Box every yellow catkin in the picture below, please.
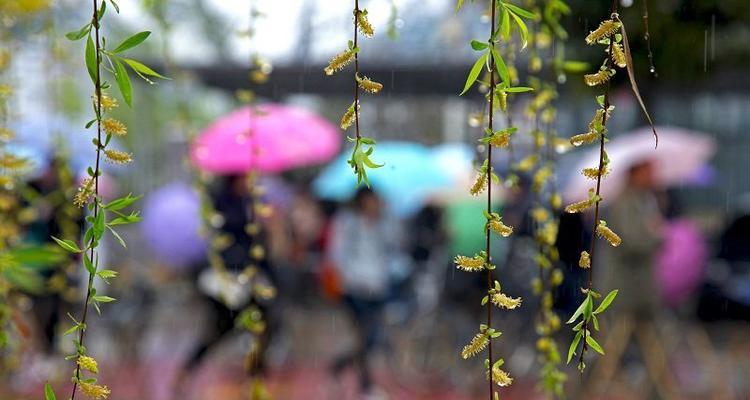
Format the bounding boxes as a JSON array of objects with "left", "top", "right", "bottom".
[
  {"left": 488, "top": 133, "right": 510, "bottom": 148},
  {"left": 454, "top": 254, "right": 486, "bottom": 272},
  {"left": 584, "top": 69, "right": 613, "bottom": 87},
  {"left": 0, "top": 84, "right": 12, "bottom": 98},
  {"left": 489, "top": 218, "right": 513, "bottom": 238},
  {"left": 611, "top": 42, "right": 627, "bottom": 68},
  {"left": 96, "top": 94, "right": 118, "bottom": 111},
  {"left": 565, "top": 198, "right": 595, "bottom": 214},
  {"left": 470, "top": 172, "right": 488, "bottom": 196},
  {"left": 101, "top": 118, "right": 127, "bottom": 136},
  {"left": 79, "top": 382, "right": 111, "bottom": 400},
  {"left": 357, "top": 75, "right": 383, "bottom": 94},
  {"left": 570, "top": 131, "right": 599, "bottom": 147},
  {"left": 596, "top": 222, "right": 622, "bottom": 247},
  {"left": 77, "top": 355, "right": 99, "bottom": 374},
  {"left": 578, "top": 251, "right": 591, "bottom": 269},
  {"left": 491, "top": 364, "right": 513, "bottom": 386},
  {"left": 355, "top": 9, "right": 374, "bottom": 37},
  {"left": 582, "top": 165, "right": 609, "bottom": 180},
  {"left": 339, "top": 101, "right": 359, "bottom": 130},
  {"left": 491, "top": 292, "right": 522, "bottom": 309},
  {"left": 74, "top": 177, "right": 95, "bottom": 208},
  {"left": 104, "top": 149, "right": 133, "bottom": 164},
  {"left": 324, "top": 48, "right": 356, "bottom": 76},
  {"left": 461, "top": 332, "right": 489, "bottom": 359},
  {"left": 585, "top": 19, "right": 621, "bottom": 45}
]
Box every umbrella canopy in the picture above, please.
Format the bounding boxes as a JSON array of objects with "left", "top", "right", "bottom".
[
  {"left": 313, "top": 142, "right": 473, "bottom": 216},
  {"left": 191, "top": 103, "right": 341, "bottom": 174},
  {"left": 563, "top": 126, "right": 716, "bottom": 202},
  {"left": 9, "top": 116, "right": 122, "bottom": 177},
  {"left": 141, "top": 183, "right": 207, "bottom": 270}
]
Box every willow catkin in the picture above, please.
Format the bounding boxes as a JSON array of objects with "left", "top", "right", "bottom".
[
  {"left": 578, "top": 251, "right": 591, "bottom": 269},
  {"left": 585, "top": 19, "right": 621, "bottom": 45},
  {"left": 461, "top": 332, "right": 490, "bottom": 359},
  {"left": 339, "top": 100, "right": 359, "bottom": 130},
  {"left": 491, "top": 292, "right": 522, "bottom": 309},
  {"left": 611, "top": 42, "right": 627, "bottom": 68},
  {"left": 596, "top": 221, "right": 622, "bottom": 247},
  {"left": 324, "top": 48, "right": 356, "bottom": 76},
  {"left": 584, "top": 69, "right": 614, "bottom": 87},
  {"left": 454, "top": 254, "right": 486, "bottom": 272}
]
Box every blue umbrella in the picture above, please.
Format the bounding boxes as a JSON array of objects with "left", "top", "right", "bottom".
[
  {"left": 10, "top": 117, "right": 123, "bottom": 176},
  {"left": 313, "top": 141, "right": 471, "bottom": 216},
  {"left": 141, "top": 183, "right": 207, "bottom": 270}
]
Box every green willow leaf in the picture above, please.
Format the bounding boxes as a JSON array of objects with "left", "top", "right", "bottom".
[
  {"left": 504, "top": 3, "right": 535, "bottom": 19},
  {"left": 504, "top": 86, "right": 533, "bottom": 93},
  {"left": 470, "top": 40, "right": 488, "bottom": 51},
  {"left": 113, "top": 57, "right": 132, "bottom": 106},
  {"left": 112, "top": 31, "right": 151, "bottom": 53},
  {"left": 567, "top": 330, "right": 582, "bottom": 364},
  {"left": 510, "top": 11, "right": 528, "bottom": 49},
  {"left": 45, "top": 383, "right": 57, "bottom": 400},
  {"left": 594, "top": 289, "right": 618, "bottom": 314},
  {"left": 501, "top": 8, "right": 510, "bottom": 41},
  {"left": 103, "top": 193, "right": 141, "bottom": 211},
  {"left": 586, "top": 335, "right": 605, "bottom": 355},
  {"left": 489, "top": 48, "right": 510, "bottom": 86},
  {"left": 51, "top": 236, "right": 82, "bottom": 253},
  {"left": 65, "top": 24, "right": 91, "bottom": 41},
  {"left": 85, "top": 35, "right": 98, "bottom": 85},
  {"left": 460, "top": 53, "right": 488, "bottom": 95},
  {"left": 121, "top": 58, "right": 168, "bottom": 80}
]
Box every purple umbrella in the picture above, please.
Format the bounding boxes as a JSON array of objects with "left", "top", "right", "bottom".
[{"left": 141, "top": 183, "right": 206, "bottom": 270}]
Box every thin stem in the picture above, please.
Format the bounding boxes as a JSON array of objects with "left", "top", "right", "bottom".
[
  {"left": 579, "top": 0, "right": 618, "bottom": 372},
  {"left": 353, "top": 0, "right": 361, "bottom": 142},
  {"left": 485, "top": 0, "right": 497, "bottom": 397},
  {"left": 70, "top": 1, "right": 103, "bottom": 398}
]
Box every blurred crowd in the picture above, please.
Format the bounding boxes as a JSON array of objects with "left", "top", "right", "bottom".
[{"left": 3, "top": 146, "right": 750, "bottom": 399}]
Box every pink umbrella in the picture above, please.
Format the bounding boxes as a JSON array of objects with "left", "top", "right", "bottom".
[
  {"left": 191, "top": 104, "right": 341, "bottom": 173},
  {"left": 563, "top": 126, "right": 716, "bottom": 202}
]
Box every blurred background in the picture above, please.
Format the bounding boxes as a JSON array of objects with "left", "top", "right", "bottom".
[{"left": 1, "top": 0, "right": 749, "bottom": 399}]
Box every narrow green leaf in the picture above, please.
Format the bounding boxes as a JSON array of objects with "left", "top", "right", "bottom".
[
  {"left": 106, "top": 226, "right": 127, "bottom": 248},
  {"left": 594, "top": 289, "right": 618, "bottom": 314},
  {"left": 85, "top": 35, "right": 98, "bottom": 85},
  {"left": 45, "top": 383, "right": 57, "bottom": 400},
  {"left": 83, "top": 254, "right": 96, "bottom": 274},
  {"left": 122, "top": 58, "right": 168, "bottom": 80},
  {"left": 504, "top": 86, "right": 533, "bottom": 93},
  {"left": 501, "top": 9, "right": 510, "bottom": 41},
  {"left": 460, "top": 53, "right": 488, "bottom": 95},
  {"left": 65, "top": 24, "right": 91, "bottom": 41},
  {"left": 510, "top": 12, "right": 528, "bottom": 49},
  {"left": 586, "top": 335, "right": 605, "bottom": 355},
  {"left": 619, "top": 20, "right": 658, "bottom": 147},
  {"left": 504, "top": 3, "right": 535, "bottom": 19},
  {"left": 490, "top": 48, "right": 510, "bottom": 86},
  {"left": 567, "top": 296, "right": 588, "bottom": 324},
  {"left": 103, "top": 193, "right": 141, "bottom": 211},
  {"left": 113, "top": 57, "right": 132, "bottom": 106},
  {"left": 112, "top": 31, "right": 151, "bottom": 53},
  {"left": 51, "top": 236, "right": 81, "bottom": 253},
  {"left": 470, "top": 40, "right": 488, "bottom": 51},
  {"left": 583, "top": 294, "right": 594, "bottom": 321},
  {"left": 108, "top": 0, "right": 120, "bottom": 13},
  {"left": 567, "top": 330, "right": 582, "bottom": 364},
  {"left": 97, "top": 0, "right": 106, "bottom": 21},
  {"left": 92, "top": 295, "right": 116, "bottom": 303}
]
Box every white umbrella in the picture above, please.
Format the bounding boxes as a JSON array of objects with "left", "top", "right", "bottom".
[{"left": 563, "top": 126, "right": 716, "bottom": 202}]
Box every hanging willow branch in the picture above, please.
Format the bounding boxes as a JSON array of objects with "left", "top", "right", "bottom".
[
  {"left": 46, "top": 1, "right": 166, "bottom": 399},
  {"left": 325, "top": 0, "right": 383, "bottom": 186},
  {"left": 564, "top": 0, "right": 657, "bottom": 374},
  {"left": 455, "top": 1, "right": 533, "bottom": 398}
]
